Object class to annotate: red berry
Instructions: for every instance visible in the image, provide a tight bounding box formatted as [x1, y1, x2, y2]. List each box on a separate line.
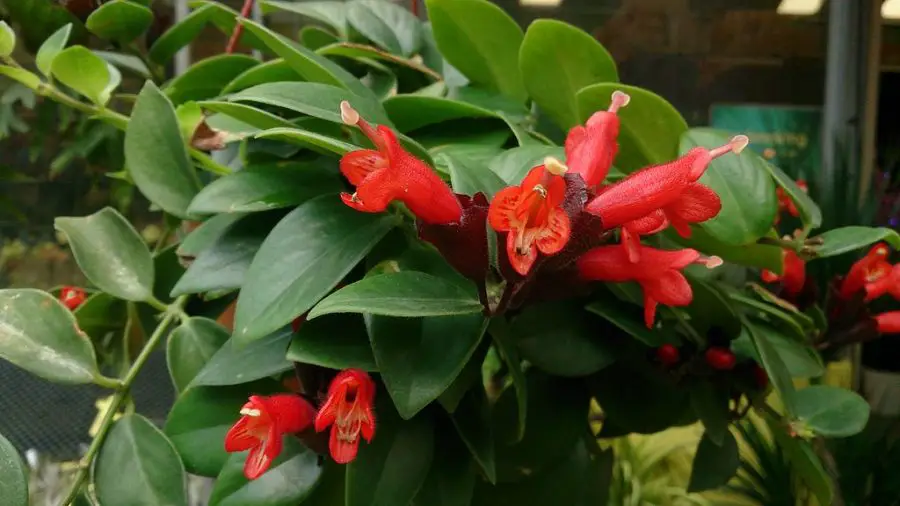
[753, 364, 769, 389]
[59, 286, 87, 311]
[656, 344, 680, 366]
[705, 347, 736, 370]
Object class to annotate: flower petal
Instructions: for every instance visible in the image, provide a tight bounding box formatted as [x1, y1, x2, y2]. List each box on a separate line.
[666, 183, 721, 223]
[535, 207, 571, 255]
[343, 167, 401, 214]
[244, 440, 275, 480]
[643, 270, 693, 307]
[329, 426, 360, 464]
[506, 231, 537, 275]
[487, 186, 522, 232]
[340, 149, 388, 186]
[224, 417, 258, 453]
[642, 293, 658, 329]
[876, 311, 900, 334]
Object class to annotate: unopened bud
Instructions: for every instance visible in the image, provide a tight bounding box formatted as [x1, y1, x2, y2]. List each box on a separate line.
[544, 157, 568, 176]
[609, 90, 631, 113]
[340, 101, 360, 126]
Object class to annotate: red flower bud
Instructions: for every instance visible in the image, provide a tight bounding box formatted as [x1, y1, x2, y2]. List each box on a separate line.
[705, 347, 736, 370]
[488, 158, 572, 275]
[761, 249, 806, 297]
[565, 91, 629, 189]
[875, 311, 900, 334]
[656, 344, 680, 366]
[338, 102, 461, 225]
[315, 369, 377, 464]
[59, 286, 87, 311]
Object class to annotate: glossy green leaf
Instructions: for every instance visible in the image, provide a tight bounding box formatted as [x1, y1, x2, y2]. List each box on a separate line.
[192, 327, 293, 387]
[164, 54, 258, 105]
[669, 226, 784, 272]
[199, 101, 294, 131]
[383, 95, 496, 132]
[96, 50, 151, 78]
[287, 314, 377, 371]
[577, 83, 688, 173]
[188, 163, 342, 215]
[439, 152, 506, 198]
[209, 438, 324, 506]
[346, 409, 434, 506]
[86, 0, 153, 43]
[0, 432, 27, 506]
[488, 145, 565, 184]
[254, 127, 359, 156]
[126, 82, 201, 219]
[369, 314, 487, 418]
[680, 128, 777, 245]
[0, 21, 16, 57]
[793, 385, 869, 437]
[761, 161, 822, 229]
[234, 196, 397, 343]
[514, 302, 616, 377]
[178, 214, 244, 258]
[425, 0, 527, 102]
[686, 278, 742, 337]
[687, 430, 739, 493]
[690, 382, 730, 446]
[238, 18, 375, 100]
[309, 271, 482, 319]
[73, 292, 127, 345]
[811, 226, 900, 258]
[412, 428, 476, 506]
[228, 81, 391, 126]
[519, 19, 617, 129]
[316, 42, 442, 81]
[35, 24, 72, 77]
[55, 207, 154, 301]
[172, 212, 281, 296]
[221, 59, 303, 94]
[148, 5, 214, 64]
[95, 414, 188, 506]
[743, 321, 797, 415]
[732, 320, 823, 378]
[450, 387, 496, 484]
[301, 25, 341, 49]
[730, 292, 809, 341]
[585, 296, 678, 347]
[347, 0, 421, 56]
[50, 46, 113, 105]
[167, 317, 230, 393]
[260, 0, 348, 36]
[164, 382, 279, 477]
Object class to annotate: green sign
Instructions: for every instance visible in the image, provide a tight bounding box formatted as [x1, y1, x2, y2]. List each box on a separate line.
[710, 104, 821, 180]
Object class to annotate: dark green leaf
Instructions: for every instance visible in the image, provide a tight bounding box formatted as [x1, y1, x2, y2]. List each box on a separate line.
[793, 386, 869, 438]
[309, 271, 482, 319]
[585, 296, 678, 347]
[188, 162, 342, 215]
[316, 42, 442, 80]
[347, 0, 421, 56]
[687, 430, 739, 493]
[690, 382, 730, 446]
[86, 0, 153, 44]
[73, 292, 127, 347]
[761, 161, 822, 229]
[287, 314, 377, 371]
[167, 317, 230, 393]
[35, 24, 72, 77]
[55, 207, 154, 302]
[164, 381, 279, 477]
[209, 438, 324, 506]
[149, 5, 215, 64]
[733, 320, 823, 378]
[254, 127, 359, 156]
[412, 427, 476, 506]
[300, 25, 341, 50]
[577, 83, 688, 173]
[346, 408, 434, 506]
[164, 54, 258, 105]
[177, 213, 245, 258]
[221, 59, 303, 94]
[0, 431, 28, 506]
[680, 128, 777, 245]
[199, 101, 294, 130]
[126, 81, 201, 219]
[425, 0, 527, 101]
[368, 314, 487, 418]
[234, 196, 397, 343]
[228, 81, 391, 126]
[50, 46, 113, 105]
[811, 226, 900, 258]
[260, 0, 348, 36]
[488, 145, 565, 184]
[440, 151, 506, 198]
[668, 226, 784, 272]
[450, 387, 496, 483]
[515, 302, 616, 377]
[519, 19, 617, 129]
[743, 321, 797, 415]
[172, 212, 281, 296]
[490, 319, 528, 442]
[192, 327, 293, 387]
[95, 414, 188, 506]
[383, 95, 496, 132]
[768, 419, 833, 505]
[238, 18, 376, 100]
[686, 277, 742, 337]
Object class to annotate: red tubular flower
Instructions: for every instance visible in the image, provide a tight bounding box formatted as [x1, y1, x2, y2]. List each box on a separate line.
[865, 263, 900, 302]
[315, 368, 376, 464]
[761, 249, 806, 297]
[585, 135, 748, 229]
[875, 311, 900, 334]
[338, 101, 461, 225]
[488, 158, 572, 275]
[59, 286, 87, 311]
[577, 245, 721, 328]
[224, 394, 316, 480]
[564, 90, 630, 189]
[840, 243, 891, 299]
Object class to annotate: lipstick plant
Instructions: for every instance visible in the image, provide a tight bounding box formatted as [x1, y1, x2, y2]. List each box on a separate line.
[0, 0, 889, 505]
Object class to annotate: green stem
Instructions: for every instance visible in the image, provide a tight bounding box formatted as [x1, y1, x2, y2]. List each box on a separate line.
[757, 236, 801, 250]
[153, 225, 174, 255]
[127, 44, 165, 84]
[59, 296, 188, 506]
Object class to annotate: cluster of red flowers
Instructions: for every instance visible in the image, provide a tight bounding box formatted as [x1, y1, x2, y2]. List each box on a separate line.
[337, 98, 747, 327]
[225, 368, 376, 479]
[841, 243, 900, 334]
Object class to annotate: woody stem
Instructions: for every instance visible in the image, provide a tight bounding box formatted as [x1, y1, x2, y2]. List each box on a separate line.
[226, 0, 256, 54]
[59, 296, 189, 506]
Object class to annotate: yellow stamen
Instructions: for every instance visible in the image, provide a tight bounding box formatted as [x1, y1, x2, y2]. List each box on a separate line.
[240, 408, 261, 417]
